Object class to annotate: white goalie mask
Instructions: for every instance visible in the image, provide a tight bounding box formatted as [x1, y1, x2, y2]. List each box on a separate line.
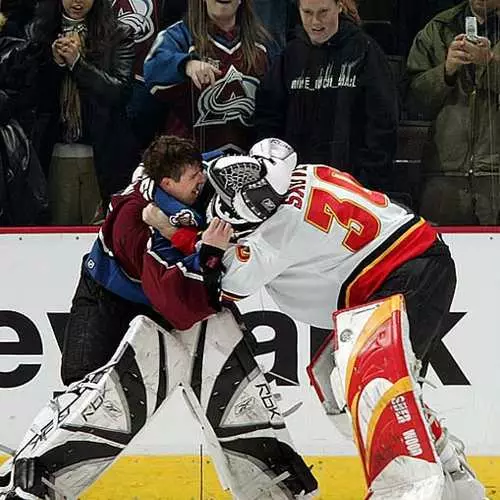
[206, 139, 297, 228]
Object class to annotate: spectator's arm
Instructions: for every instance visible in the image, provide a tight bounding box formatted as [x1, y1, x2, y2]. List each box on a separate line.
[406, 24, 456, 118]
[254, 52, 287, 139]
[355, 41, 398, 193]
[71, 27, 134, 105]
[143, 22, 196, 92]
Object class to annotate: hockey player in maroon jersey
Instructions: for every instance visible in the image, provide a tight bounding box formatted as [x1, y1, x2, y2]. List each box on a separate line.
[0, 137, 317, 500]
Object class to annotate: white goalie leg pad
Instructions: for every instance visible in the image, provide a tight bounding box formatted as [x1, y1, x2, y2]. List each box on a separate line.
[327, 295, 444, 500]
[0, 315, 190, 500]
[177, 309, 318, 499]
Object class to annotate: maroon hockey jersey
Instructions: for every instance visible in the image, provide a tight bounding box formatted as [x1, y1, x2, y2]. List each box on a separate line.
[112, 0, 160, 79]
[93, 178, 216, 330]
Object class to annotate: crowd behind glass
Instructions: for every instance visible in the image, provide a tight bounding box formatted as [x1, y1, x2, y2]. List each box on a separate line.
[0, 0, 498, 227]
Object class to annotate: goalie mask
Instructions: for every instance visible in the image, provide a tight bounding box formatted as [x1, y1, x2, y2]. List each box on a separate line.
[206, 139, 297, 226]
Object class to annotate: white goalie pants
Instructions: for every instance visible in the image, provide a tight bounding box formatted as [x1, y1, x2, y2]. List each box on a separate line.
[0, 310, 317, 500]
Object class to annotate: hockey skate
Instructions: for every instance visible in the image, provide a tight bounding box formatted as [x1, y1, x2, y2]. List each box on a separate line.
[0, 456, 54, 500]
[429, 418, 487, 500]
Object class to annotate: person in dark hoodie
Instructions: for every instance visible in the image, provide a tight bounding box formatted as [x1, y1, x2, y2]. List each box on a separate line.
[254, 0, 398, 194]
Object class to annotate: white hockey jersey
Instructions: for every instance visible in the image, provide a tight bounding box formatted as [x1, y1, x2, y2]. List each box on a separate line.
[221, 165, 437, 329]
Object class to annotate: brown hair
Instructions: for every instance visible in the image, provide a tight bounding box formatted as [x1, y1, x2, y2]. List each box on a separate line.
[341, 0, 361, 24]
[142, 135, 202, 182]
[299, 0, 361, 25]
[187, 0, 270, 73]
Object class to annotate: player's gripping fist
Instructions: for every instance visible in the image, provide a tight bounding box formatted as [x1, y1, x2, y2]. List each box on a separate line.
[201, 217, 233, 251]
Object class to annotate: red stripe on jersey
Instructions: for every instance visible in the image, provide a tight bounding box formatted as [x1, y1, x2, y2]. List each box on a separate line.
[345, 219, 437, 307]
[221, 290, 247, 302]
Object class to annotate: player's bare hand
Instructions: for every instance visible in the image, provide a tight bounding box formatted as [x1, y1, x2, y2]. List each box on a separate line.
[463, 36, 493, 65]
[185, 60, 222, 90]
[202, 218, 233, 250]
[142, 203, 177, 239]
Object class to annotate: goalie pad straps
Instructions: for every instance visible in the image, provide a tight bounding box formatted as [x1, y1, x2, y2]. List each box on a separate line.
[306, 331, 353, 440]
[0, 311, 316, 500]
[308, 295, 444, 500]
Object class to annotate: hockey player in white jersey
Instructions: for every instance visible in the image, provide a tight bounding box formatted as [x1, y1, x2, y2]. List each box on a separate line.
[192, 139, 486, 500]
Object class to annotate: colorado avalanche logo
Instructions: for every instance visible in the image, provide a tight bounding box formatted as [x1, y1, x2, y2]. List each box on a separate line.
[112, 0, 155, 44]
[169, 209, 198, 227]
[195, 65, 260, 128]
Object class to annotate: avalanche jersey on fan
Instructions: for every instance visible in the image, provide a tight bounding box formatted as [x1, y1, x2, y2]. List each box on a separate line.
[221, 165, 437, 329]
[143, 20, 272, 152]
[111, 0, 159, 79]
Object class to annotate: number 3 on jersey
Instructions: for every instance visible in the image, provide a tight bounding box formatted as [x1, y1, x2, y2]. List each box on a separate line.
[305, 167, 388, 252]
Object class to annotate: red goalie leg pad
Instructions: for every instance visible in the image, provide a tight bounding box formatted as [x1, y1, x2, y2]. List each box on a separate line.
[334, 295, 441, 496]
[423, 404, 444, 443]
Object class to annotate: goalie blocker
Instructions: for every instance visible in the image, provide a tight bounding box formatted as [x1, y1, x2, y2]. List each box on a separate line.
[0, 311, 317, 500]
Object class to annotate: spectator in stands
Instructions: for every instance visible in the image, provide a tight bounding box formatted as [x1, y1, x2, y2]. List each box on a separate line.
[144, 0, 277, 155]
[27, 0, 135, 225]
[111, 0, 176, 149]
[254, 0, 398, 194]
[253, 0, 299, 48]
[406, 0, 500, 225]
[0, 14, 48, 225]
[0, 0, 36, 38]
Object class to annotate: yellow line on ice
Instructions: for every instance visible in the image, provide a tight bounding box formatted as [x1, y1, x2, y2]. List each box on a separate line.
[1, 455, 499, 499]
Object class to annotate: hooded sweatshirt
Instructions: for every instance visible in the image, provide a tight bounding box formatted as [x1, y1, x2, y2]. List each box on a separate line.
[254, 17, 398, 193]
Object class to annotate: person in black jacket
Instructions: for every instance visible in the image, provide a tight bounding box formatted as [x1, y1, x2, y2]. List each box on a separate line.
[27, 0, 136, 225]
[0, 0, 36, 38]
[0, 33, 48, 225]
[254, 0, 398, 194]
